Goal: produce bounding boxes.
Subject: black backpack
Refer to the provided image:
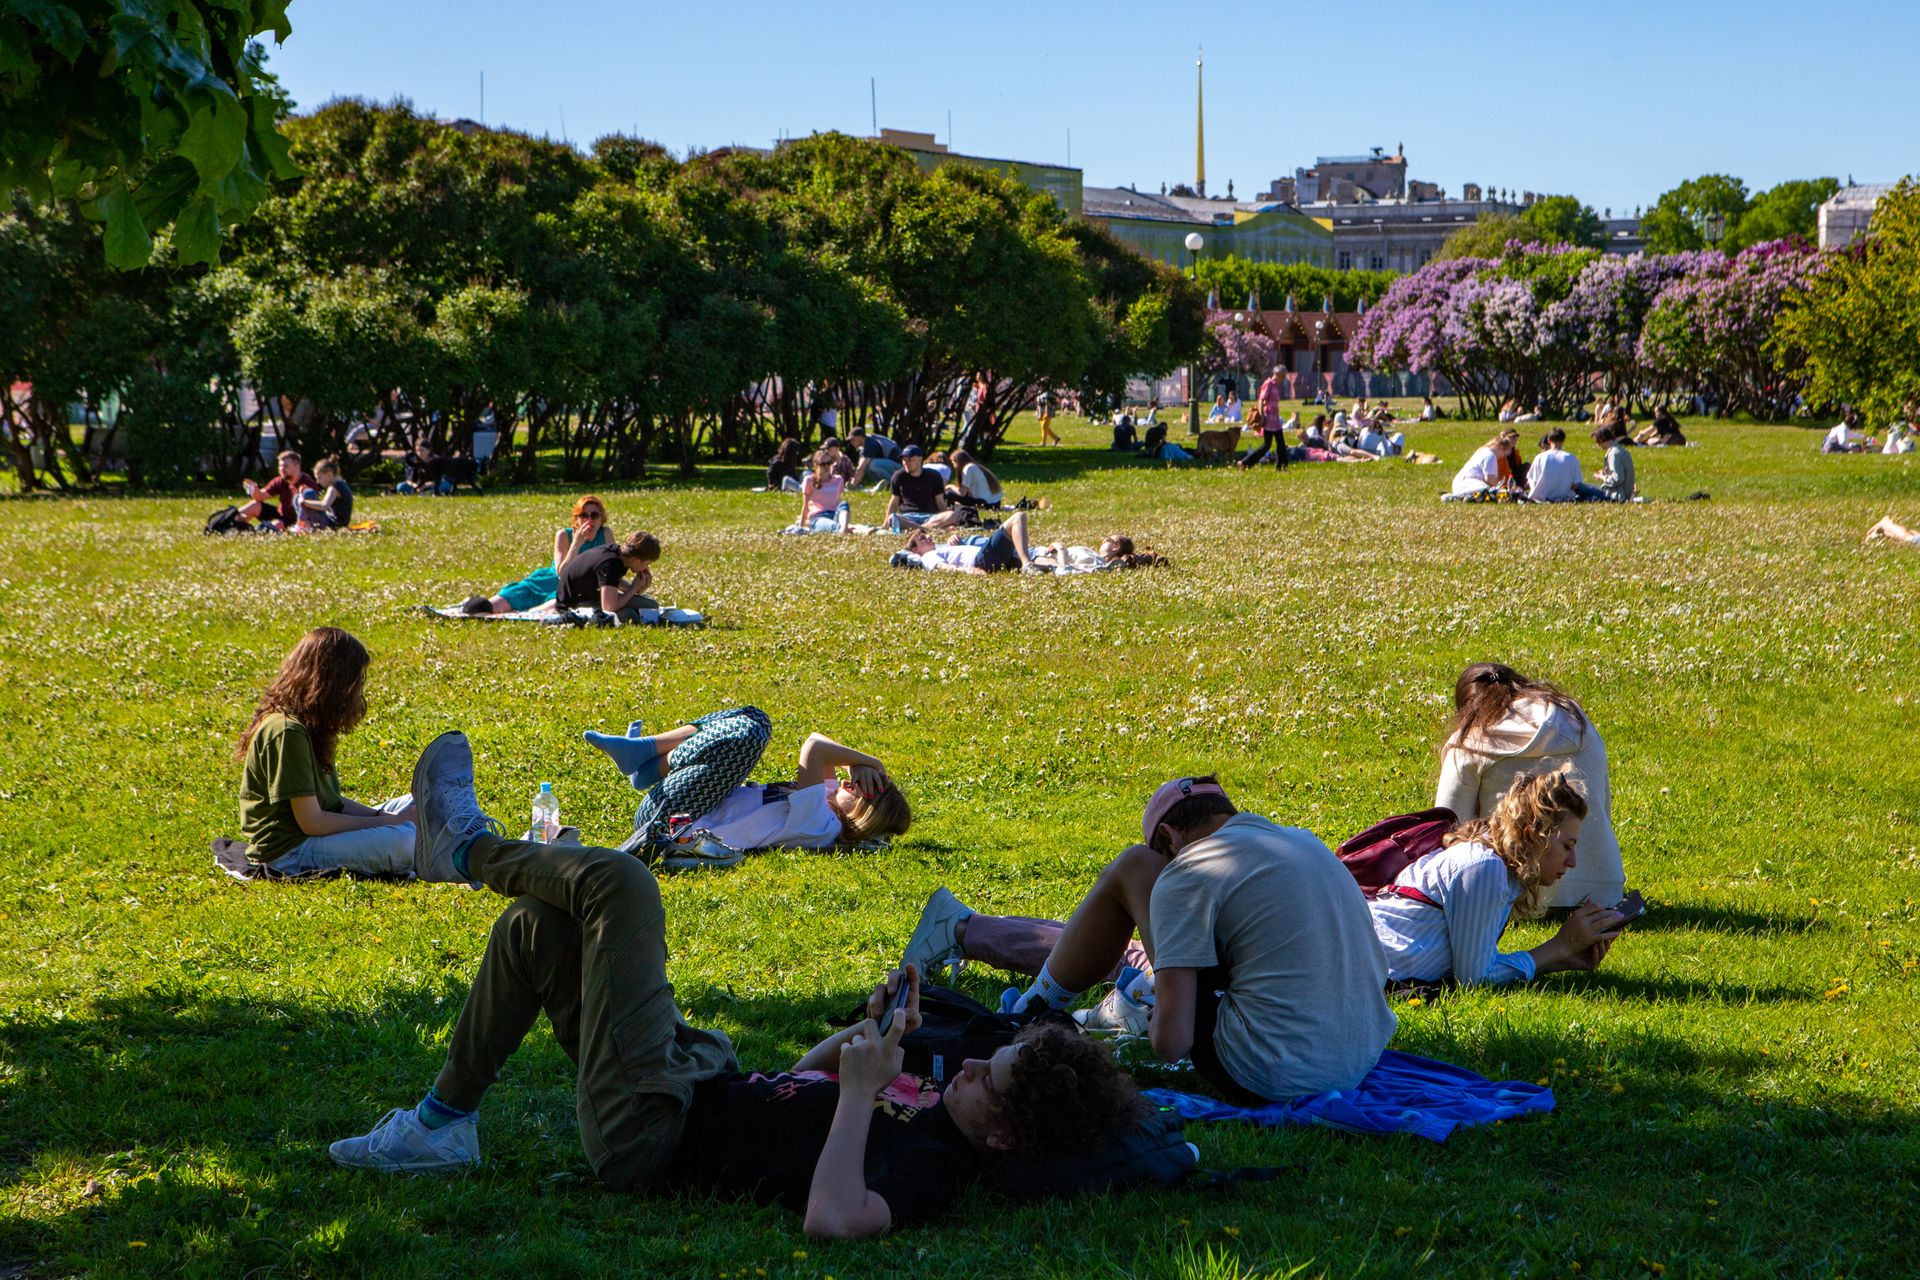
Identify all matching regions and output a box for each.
[204,505,246,535]
[897,985,1023,1084]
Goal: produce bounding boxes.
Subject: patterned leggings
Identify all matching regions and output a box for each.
[624,706,773,850]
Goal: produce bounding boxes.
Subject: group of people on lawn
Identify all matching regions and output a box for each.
[230,450,356,532]
[235,623,1629,1236]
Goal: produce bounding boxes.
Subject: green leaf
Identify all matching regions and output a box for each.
[102,184,154,268]
[249,91,299,180]
[172,194,222,265]
[175,95,247,185]
[9,0,86,61]
[254,0,293,42]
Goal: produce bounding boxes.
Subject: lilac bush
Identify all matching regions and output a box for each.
[1202,313,1279,381]
[1638,240,1825,417]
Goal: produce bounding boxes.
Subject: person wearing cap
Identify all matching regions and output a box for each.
[883,446,965,532]
[900,775,1396,1105]
[847,427,903,486]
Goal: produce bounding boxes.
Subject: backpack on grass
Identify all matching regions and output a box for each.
[204,505,246,535]
[1336,807,1457,906]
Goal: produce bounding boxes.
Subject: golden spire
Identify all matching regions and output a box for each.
[1195,48,1206,197]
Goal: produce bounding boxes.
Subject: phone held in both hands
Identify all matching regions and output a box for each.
[877,972,913,1036]
[1604,890,1646,927]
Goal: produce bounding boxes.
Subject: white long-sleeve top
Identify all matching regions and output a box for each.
[1368,842,1536,986]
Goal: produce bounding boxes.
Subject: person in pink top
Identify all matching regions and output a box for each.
[791,450,849,534]
[1258,369,1282,428]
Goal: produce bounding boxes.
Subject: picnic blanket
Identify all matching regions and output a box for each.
[1142,1050,1554,1143]
[427,604,707,627]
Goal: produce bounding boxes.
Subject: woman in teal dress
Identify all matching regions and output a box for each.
[459,494,610,614]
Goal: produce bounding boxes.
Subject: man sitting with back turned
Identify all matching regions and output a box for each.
[330,733,1143,1238]
[908,775,1396,1105]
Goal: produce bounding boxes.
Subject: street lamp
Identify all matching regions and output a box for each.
[1703,212,1727,248]
[1185,232,1205,435]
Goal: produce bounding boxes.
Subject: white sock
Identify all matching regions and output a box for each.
[1018,963,1084,1013]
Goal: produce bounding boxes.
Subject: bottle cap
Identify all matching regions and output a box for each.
[539,782,552,791]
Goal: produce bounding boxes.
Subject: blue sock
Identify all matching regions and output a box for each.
[415,1089,472,1131]
[451,836,477,883]
[583,720,663,790]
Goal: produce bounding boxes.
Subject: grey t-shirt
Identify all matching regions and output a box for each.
[1602,442,1635,501]
[1150,813,1396,1101]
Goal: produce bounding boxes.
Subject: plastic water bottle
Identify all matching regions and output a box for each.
[531,782,560,844]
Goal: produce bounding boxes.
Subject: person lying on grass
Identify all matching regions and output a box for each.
[552,530,660,619]
[1028,536,1168,572]
[902,775,1397,1106]
[460,493,610,615]
[1867,515,1920,546]
[235,627,415,877]
[1372,765,1625,987]
[893,509,1036,574]
[331,733,1141,1240]
[582,705,910,869]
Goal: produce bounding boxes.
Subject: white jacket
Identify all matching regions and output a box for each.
[1433,694,1623,908]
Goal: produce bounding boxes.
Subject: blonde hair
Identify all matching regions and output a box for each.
[1443,765,1589,919]
[837,783,912,844]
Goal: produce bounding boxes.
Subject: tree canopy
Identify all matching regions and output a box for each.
[1434,212,1552,261]
[1521,196,1605,249]
[0,0,298,267]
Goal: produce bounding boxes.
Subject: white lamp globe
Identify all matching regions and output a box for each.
[1184,232,1205,253]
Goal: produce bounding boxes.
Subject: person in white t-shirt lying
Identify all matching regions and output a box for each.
[893,510,1036,574]
[582,706,910,870]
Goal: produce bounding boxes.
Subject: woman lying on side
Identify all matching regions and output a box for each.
[1370,766,1624,986]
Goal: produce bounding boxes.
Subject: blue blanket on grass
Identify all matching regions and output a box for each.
[1143,1050,1554,1143]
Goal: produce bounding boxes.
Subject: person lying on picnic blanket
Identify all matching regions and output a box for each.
[235,627,415,878]
[331,732,1142,1238]
[901,774,1397,1107]
[459,493,610,615]
[581,706,910,871]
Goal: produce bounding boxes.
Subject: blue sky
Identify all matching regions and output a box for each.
[267,0,1917,216]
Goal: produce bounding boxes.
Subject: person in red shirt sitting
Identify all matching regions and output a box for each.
[238,450,315,531]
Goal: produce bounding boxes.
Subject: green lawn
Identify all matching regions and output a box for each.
[2,414,1917,1279]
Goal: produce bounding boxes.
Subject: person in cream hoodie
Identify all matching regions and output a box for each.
[1433,663,1624,910]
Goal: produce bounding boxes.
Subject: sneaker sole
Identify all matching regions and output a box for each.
[411,731,467,880]
[329,1147,478,1174]
[658,851,745,873]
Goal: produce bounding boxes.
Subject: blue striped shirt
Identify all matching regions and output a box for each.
[1368,843,1537,986]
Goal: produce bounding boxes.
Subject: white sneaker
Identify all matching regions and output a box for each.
[1075,985,1153,1036]
[411,732,500,886]
[659,829,745,873]
[329,1106,479,1173]
[902,888,972,985]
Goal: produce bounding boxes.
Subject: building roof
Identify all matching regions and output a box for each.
[1082,187,1304,224]
[1823,183,1897,209]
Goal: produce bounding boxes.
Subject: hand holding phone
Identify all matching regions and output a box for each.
[1609,890,1646,926]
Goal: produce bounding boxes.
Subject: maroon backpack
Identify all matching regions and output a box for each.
[1336,807,1458,908]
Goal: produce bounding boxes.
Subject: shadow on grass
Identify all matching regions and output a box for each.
[1625,902,1821,937]
[3,976,1914,1278]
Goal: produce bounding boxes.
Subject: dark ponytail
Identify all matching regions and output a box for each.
[1445,662,1586,748]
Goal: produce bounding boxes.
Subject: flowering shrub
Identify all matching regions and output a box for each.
[1201,314,1279,380]
[1638,241,1825,418]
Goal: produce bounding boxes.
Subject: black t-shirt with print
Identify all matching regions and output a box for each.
[555,543,630,608]
[889,467,947,514]
[669,1070,979,1227]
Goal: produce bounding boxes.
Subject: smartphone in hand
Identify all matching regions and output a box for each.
[1609,890,1646,926]
[877,972,913,1036]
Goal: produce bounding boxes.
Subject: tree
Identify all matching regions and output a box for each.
[1640,174,1750,253]
[1,1,299,267]
[1521,196,1605,249]
[1773,180,1920,424]
[1639,241,1822,418]
[1192,257,1394,313]
[1725,178,1839,251]
[1434,213,1552,261]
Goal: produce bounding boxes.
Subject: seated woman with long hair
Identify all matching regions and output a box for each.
[461,494,610,614]
[236,628,415,876]
[1372,766,1625,986]
[945,449,1004,508]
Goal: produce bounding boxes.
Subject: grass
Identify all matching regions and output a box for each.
[1,409,1917,1279]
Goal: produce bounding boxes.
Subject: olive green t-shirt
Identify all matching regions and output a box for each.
[239,713,343,861]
